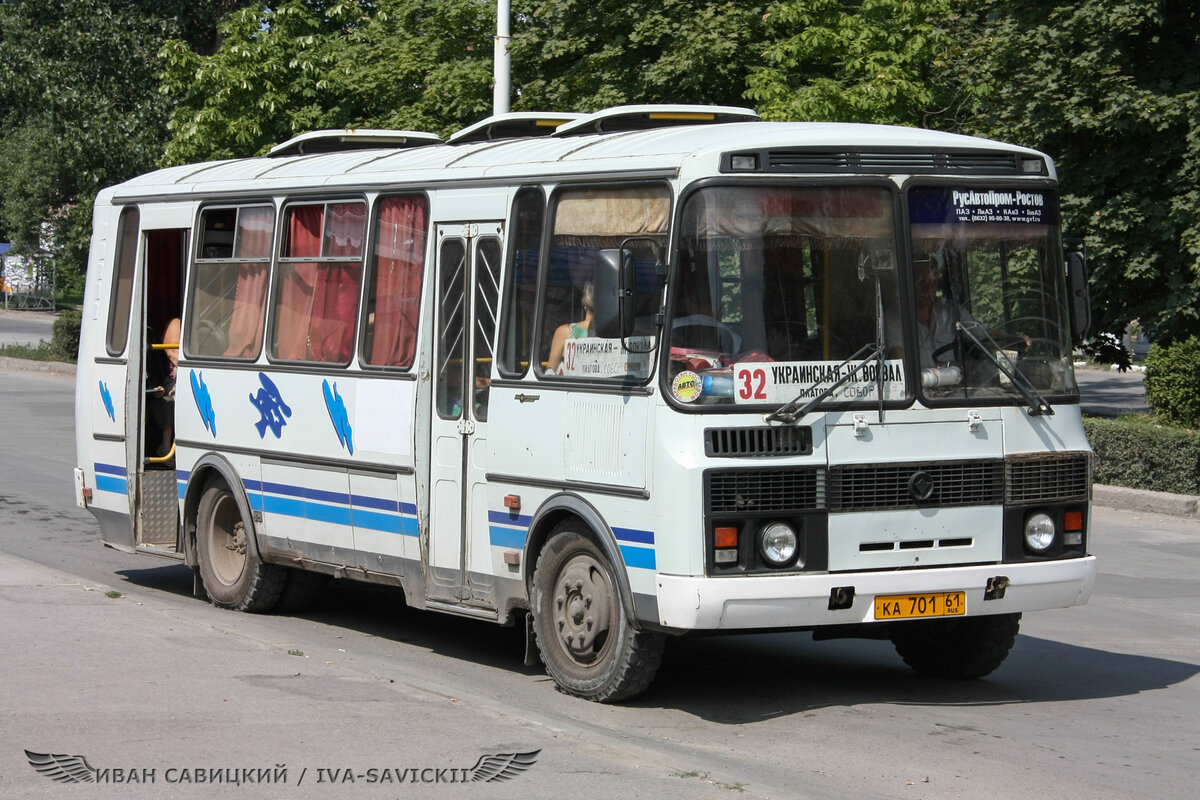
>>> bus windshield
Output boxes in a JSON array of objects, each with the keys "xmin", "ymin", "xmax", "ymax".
[
  {"xmin": 905, "ymin": 185, "xmax": 1077, "ymax": 403},
  {"xmin": 666, "ymin": 183, "xmax": 1077, "ymax": 409},
  {"xmin": 668, "ymin": 185, "xmax": 905, "ymax": 407}
]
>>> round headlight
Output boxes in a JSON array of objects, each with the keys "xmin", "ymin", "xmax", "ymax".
[
  {"xmin": 760, "ymin": 522, "xmax": 798, "ymax": 566},
  {"xmin": 1024, "ymin": 512, "xmax": 1056, "ymax": 552}
]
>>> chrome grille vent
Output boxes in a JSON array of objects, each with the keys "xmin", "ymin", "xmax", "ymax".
[
  {"xmin": 1006, "ymin": 453, "xmax": 1091, "ymax": 504},
  {"xmin": 828, "ymin": 460, "xmax": 1004, "ymax": 512},
  {"xmin": 705, "ymin": 426, "xmax": 813, "ymax": 457},
  {"xmin": 706, "ymin": 469, "xmax": 825, "ymax": 513},
  {"xmin": 763, "ymin": 148, "xmax": 1027, "ymax": 175}
]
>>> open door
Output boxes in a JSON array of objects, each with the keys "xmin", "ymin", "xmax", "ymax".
[{"xmin": 133, "ymin": 227, "xmax": 187, "ymax": 554}]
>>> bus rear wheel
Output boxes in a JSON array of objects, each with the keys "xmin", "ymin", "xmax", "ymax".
[
  {"xmin": 196, "ymin": 484, "xmax": 284, "ymax": 612},
  {"xmin": 532, "ymin": 529, "xmax": 664, "ymax": 702},
  {"xmin": 890, "ymin": 612, "xmax": 1020, "ymax": 679}
]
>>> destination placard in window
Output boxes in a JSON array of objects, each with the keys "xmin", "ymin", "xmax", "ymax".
[{"xmin": 729, "ymin": 359, "xmax": 907, "ymax": 404}]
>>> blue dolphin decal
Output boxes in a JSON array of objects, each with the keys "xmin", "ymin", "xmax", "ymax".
[
  {"xmin": 190, "ymin": 370, "xmax": 217, "ymax": 436},
  {"xmin": 322, "ymin": 379, "xmax": 354, "ymax": 455},
  {"xmin": 98, "ymin": 380, "xmax": 115, "ymax": 422},
  {"xmin": 250, "ymin": 372, "xmax": 291, "ymax": 439}
]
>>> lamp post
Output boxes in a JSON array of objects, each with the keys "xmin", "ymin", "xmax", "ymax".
[{"xmin": 494, "ymin": 0, "xmax": 511, "ymax": 114}]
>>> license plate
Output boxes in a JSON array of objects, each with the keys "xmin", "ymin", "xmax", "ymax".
[{"xmin": 874, "ymin": 591, "xmax": 965, "ymax": 620}]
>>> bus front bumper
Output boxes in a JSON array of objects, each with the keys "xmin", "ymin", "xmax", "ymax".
[{"xmin": 655, "ymin": 556, "xmax": 1096, "ymax": 630}]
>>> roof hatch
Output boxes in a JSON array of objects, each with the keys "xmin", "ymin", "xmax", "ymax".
[
  {"xmin": 447, "ymin": 112, "xmax": 584, "ymax": 144},
  {"xmin": 552, "ymin": 104, "xmax": 760, "ymax": 137},
  {"xmin": 268, "ymin": 129, "xmax": 442, "ymax": 157}
]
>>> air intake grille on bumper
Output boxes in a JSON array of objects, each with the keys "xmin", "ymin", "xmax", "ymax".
[{"xmin": 705, "ymin": 426, "xmax": 813, "ymax": 457}]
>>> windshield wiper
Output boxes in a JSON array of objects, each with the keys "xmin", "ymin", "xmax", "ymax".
[
  {"xmin": 765, "ymin": 342, "xmax": 886, "ymax": 424},
  {"xmin": 767, "ymin": 265, "xmax": 889, "ymax": 425},
  {"xmin": 956, "ymin": 321, "xmax": 1054, "ymax": 415}
]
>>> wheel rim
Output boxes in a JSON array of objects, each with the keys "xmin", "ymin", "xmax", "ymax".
[
  {"xmin": 206, "ymin": 493, "xmax": 247, "ymax": 586},
  {"xmin": 551, "ymin": 553, "xmax": 616, "ymax": 666}
]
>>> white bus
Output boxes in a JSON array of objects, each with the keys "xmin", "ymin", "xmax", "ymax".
[{"xmin": 75, "ymin": 105, "xmax": 1096, "ymax": 702}]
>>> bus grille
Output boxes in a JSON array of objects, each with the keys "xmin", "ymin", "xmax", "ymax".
[
  {"xmin": 1005, "ymin": 453, "xmax": 1091, "ymax": 504},
  {"xmin": 705, "ymin": 426, "xmax": 813, "ymax": 457},
  {"xmin": 706, "ymin": 468, "xmax": 825, "ymax": 513},
  {"xmin": 827, "ymin": 460, "xmax": 1004, "ymax": 512}
]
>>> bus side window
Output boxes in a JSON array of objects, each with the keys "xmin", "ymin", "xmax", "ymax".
[
  {"xmin": 188, "ymin": 205, "xmax": 274, "ymax": 360},
  {"xmin": 497, "ymin": 187, "xmax": 544, "ymax": 377},
  {"xmin": 361, "ymin": 195, "xmax": 428, "ymax": 369},
  {"xmin": 106, "ymin": 207, "xmax": 140, "ymax": 356}
]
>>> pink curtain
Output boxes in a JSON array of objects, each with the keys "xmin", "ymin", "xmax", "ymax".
[
  {"xmin": 310, "ymin": 203, "xmax": 365, "ymax": 362},
  {"xmin": 223, "ymin": 207, "xmax": 273, "ymax": 358},
  {"xmin": 223, "ymin": 263, "xmax": 269, "ymax": 358},
  {"xmin": 275, "ymin": 206, "xmax": 323, "ymax": 360},
  {"xmin": 365, "ymin": 196, "xmax": 428, "ymax": 367}
]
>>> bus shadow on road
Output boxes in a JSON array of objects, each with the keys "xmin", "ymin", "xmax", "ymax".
[
  {"xmin": 631, "ymin": 631, "xmax": 1199, "ymax": 721},
  {"xmin": 115, "ymin": 564, "xmax": 1195, "ymax": 715}
]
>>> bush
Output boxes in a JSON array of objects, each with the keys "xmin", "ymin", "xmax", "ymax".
[
  {"xmin": 50, "ymin": 309, "xmax": 82, "ymax": 362},
  {"xmin": 1080, "ymin": 332, "xmax": 1132, "ymax": 371},
  {"xmin": 1143, "ymin": 337, "xmax": 1200, "ymax": 427},
  {"xmin": 1083, "ymin": 415, "xmax": 1200, "ymax": 496}
]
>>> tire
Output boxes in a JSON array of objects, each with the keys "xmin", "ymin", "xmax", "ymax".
[
  {"xmin": 195, "ymin": 484, "xmax": 285, "ymax": 612},
  {"xmin": 532, "ymin": 529, "xmax": 664, "ymax": 702},
  {"xmin": 891, "ymin": 612, "xmax": 1021, "ymax": 679}
]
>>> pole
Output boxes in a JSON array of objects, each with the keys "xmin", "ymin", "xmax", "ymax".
[{"xmin": 494, "ymin": 0, "xmax": 511, "ymax": 115}]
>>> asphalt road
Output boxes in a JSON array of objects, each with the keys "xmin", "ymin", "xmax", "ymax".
[
  {"xmin": 1, "ymin": 368, "xmax": 1197, "ymax": 799},
  {"xmin": 0, "ymin": 308, "xmax": 56, "ymax": 348}
]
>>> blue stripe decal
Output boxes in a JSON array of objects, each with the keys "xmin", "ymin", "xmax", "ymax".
[
  {"xmin": 488, "ymin": 510, "xmax": 533, "ymax": 527},
  {"xmin": 95, "ymin": 474, "xmax": 128, "ymax": 496},
  {"xmin": 245, "ymin": 480, "xmax": 418, "ymax": 537},
  {"xmin": 613, "ymin": 526, "xmax": 654, "ymax": 545},
  {"xmin": 177, "ymin": 483, "xmax": 187, "ymax": 500},
  {"xmin": 620, "ymin": 545, "xmax": 656, "ymax": 570},
  {"xmin": 176, "ymin": 469, "xmax": 191, "ymax": 482},
  {"xmin": 489, "ymin": 525, "xmax": 527, "ymax": 549},
  {"xmin": 95, "ymin": 462, "xmax": 127, "ymax": 477}
]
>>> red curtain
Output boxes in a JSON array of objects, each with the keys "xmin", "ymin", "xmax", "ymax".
[
  {"xmin": 365, "ymin": 196, "xmax": 428, "ymax": 367},
  {"xmin": 310, "ymin": 203, "xmax": 365, "ymax": 362},
  {"xmin": 275, "ymin": 206, "xmax": 323, "ymax": 360}
]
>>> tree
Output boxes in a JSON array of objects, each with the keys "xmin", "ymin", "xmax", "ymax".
[
  {"xmin": 509, "ymin": 0, "xmax": 766, "ymax": 112},
  {"xmin": 747, "ymin": 0, "xmax": 966, "ymax": 127},
  {"xmin": 958, "ymin": 0, "xmax": 1200, "ymax": 344}
]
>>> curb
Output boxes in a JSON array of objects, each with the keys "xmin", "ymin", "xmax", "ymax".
[
  {"xmin": 0, "ymin": 355, "xmax": 76, "ymax": 375},
  {"xmin": 1093, "ymin": 484, "xmax": 1199, "ymax": 520},
  {"xmin": 2, "ymin": 356, "xmax": 1194, "ymax": 518}
]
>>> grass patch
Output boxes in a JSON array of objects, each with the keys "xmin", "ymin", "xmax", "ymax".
[
  {"xmin": 105, "ymin": 590, "xmax": 123, "ymax": 599},
  {"xmin": 287, "ymin": 649, "xmax": 305, "ymax": 657}
]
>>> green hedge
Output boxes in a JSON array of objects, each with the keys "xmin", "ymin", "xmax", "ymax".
[
  {"xmin": 1143, "ymin": 336, "xmax": 1200, "ymax": 428},
  {"xmin": 1083, "ymin": 415, "xmax": 1200, "ymax": 496},
  {"xmin": 50, "ymin": 309, "xmax": 82, "ymax": 361}
]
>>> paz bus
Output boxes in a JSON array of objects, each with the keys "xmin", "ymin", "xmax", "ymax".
[{"xmin": 74, "ymin": 105, "xmax": 1096, "ymax": 702}]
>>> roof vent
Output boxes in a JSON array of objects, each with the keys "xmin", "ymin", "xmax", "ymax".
[
  {"xmin": 268, "ymin": 129, "xmax": 441, "ymax": 157},
  {"xmin": 552, "ymin": 104, "xmax": 760, "ymax": 137},
  {"xmin": 448, "ymin": 112, "xmax": 583, "ymax": 144}
]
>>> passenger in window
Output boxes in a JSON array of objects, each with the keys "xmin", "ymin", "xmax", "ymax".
[{"xmin": 546, "ymin": 282, "xmax": 594, "ymax": 373}]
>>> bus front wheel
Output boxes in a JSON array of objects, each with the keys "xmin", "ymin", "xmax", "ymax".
[
  {"xmin": 532, "ymin": 529, "xmax": 664, "ymax": 702},
  {"xmin": 890, "ymin": 612, "xmax": 1020, "ymax": 679},
  {"xmin": 196, "ymin": 485, "xmax": 285, "ymax": 612}
]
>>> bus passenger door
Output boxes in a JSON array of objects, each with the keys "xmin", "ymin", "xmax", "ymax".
[{"xmin": 427, "ymin": 222, "xmax": 503, "ymax": 609}]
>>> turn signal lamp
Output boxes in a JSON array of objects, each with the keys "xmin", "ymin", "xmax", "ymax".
[
  {"xmin": 714, "ymin": 527, "xmax": 738, "ymax": 549},
  {"xmin": 1063, "ymin": 510, "xmax": 1083, "ymax": 532}
]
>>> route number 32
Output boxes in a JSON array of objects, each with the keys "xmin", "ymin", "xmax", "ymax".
[{"xmin": 737, "ymin": 368, "xmax": 767, "ymax": 400}]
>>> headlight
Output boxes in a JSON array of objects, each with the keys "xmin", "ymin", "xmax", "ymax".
[
  {"xmin": 1023, "ymin": 512, "xmax": 1056, "ymax": 552},
  {"xmin": 760, "ymin": 522, "xmax": 798, "ymax": 566}
]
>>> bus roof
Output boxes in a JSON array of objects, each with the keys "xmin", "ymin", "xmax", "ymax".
[{"xmin": 108, "ymin": 116, "xmax": 1052, "ymax": 204}]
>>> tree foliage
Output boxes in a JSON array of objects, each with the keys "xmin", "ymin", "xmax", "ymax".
[
  {"xmin": 747, "ymin": 0, "xmax": 966, "ymax": 127},
  {"xmin": 958, "ymin": 0, "xmax": 1200, "ymax": 343},
  {"xmin": 509, "ymin": 1, "xmax": 764, "ymax": 111}
]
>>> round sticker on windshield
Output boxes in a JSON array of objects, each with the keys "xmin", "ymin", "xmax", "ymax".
[{"xmin": 672, "ymin": 370, "xmax": 702, "ymax": 403}]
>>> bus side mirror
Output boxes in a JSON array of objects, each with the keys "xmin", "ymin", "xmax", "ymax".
[
  {"xmin": 1066, "ymin": 251, "xmax": 1091, "ymax": 344},
  {"xmin": 593, "ymin": 248, "xmax": 635, "ymax": 338}
]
